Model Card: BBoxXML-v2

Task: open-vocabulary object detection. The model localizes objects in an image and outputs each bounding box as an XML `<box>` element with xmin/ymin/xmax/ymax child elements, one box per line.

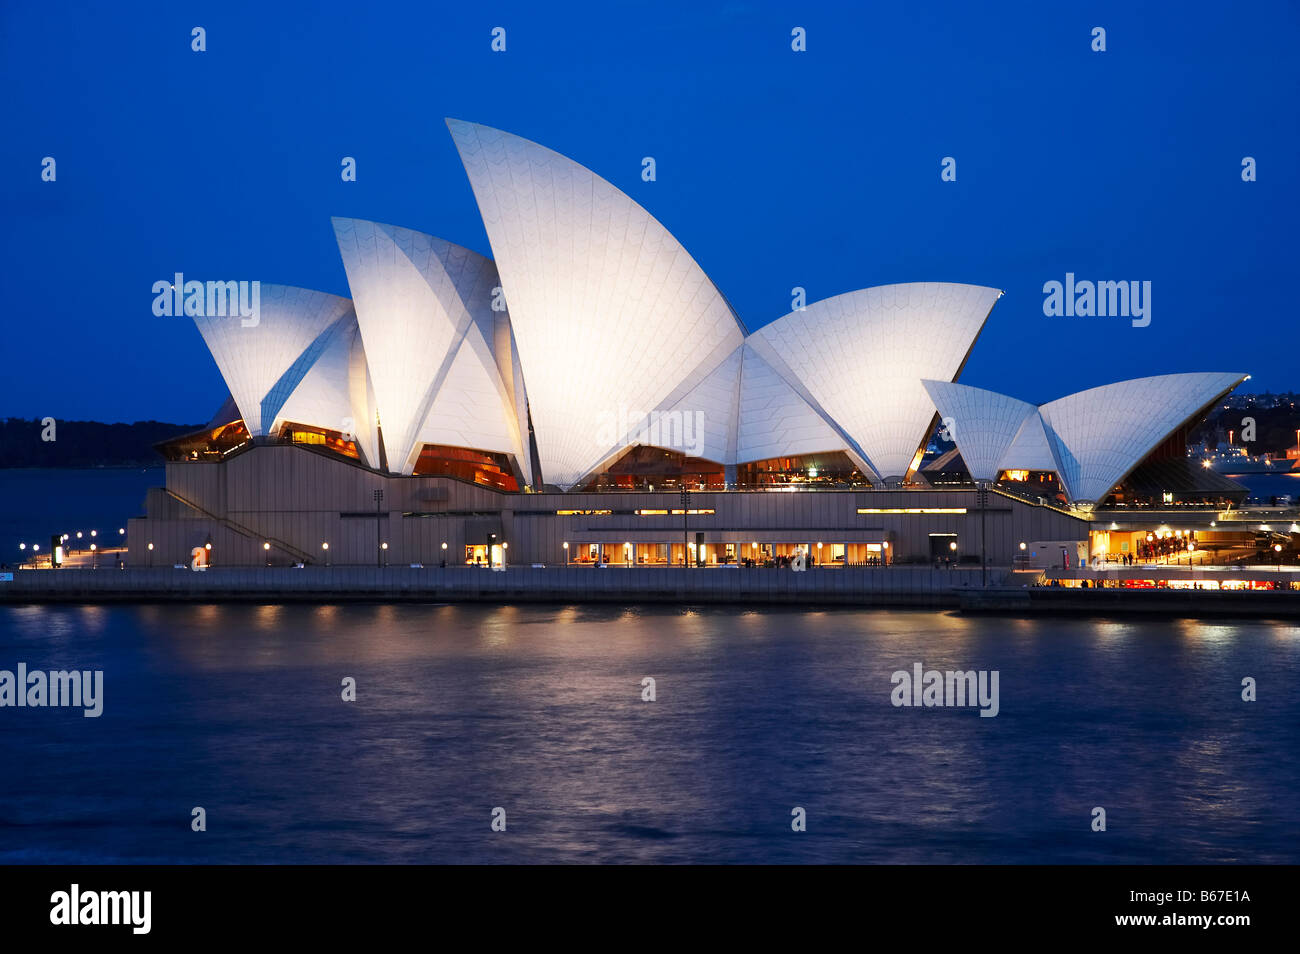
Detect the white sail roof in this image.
<box><xmin>447</xmin><ymin>118</ymin><xmax>746</xmax><ymax>489</ymax></box>
<box><xmin>412</xmin><ymin>318</ymin><xmax>525</xmax><ymax>463</ymax></box>
<box><xmin>752</xmin><ymin>282</ymin><xmax>1001</xmax><ymax>481</ymax></box>
<box><xmin>192</xmin><ymin>284</ymin><xmax>354</xmax><ymax>437</ymax></box>
<box><xmin>737</xmin><ymin>343</ymin><xmax>852</xmax><ymax>464</ymax></box>
<box><xmin>921</xmin><ymin>380</ymin><xmax>1037</xmax><ymax>483</ymax></box>
<box><xmin>998</xmin><ymin>411</ymin><xmax>1060</xmax><ymax>475</ymax></box>
<box><xmin>272</xmin><ymin>313</ymin><xmax>381</xmax><ymax>468</ymax></box>
<box><xmin>1037</xmin><ymin>372</ymin><xmax>1247</xmax><ymax>504</ymax></box>
<box><xmin>332</xmin><ymin>217</ymin><xmax>528</xmax><ymax>477</ymax></box>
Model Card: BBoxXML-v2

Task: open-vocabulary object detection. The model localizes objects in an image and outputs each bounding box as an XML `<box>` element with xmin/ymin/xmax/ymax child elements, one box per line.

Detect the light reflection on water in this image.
<box><xmin>0</xmin><ymin>603</ymin><xmax>1296</xmax><ymax>864</ymax></box>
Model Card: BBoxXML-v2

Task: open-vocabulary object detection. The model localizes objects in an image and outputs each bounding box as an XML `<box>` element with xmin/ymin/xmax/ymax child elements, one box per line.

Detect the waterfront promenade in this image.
<box><xmin>4</xmin><ymin>562</ymin><xmax>1300</xmax><ymax>617</ymax></box>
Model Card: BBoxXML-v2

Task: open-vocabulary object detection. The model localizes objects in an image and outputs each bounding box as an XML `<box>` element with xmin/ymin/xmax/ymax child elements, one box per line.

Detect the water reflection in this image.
<box><xmin>0</xmin><ymin>603</ymin><xmax>1295</xmax><ymax>864</ymax></box>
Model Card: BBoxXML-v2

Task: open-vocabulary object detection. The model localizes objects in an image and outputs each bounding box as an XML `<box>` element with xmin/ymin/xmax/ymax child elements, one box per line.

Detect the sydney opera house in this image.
<box><xmin>131</xmin><ymin>120</ymin><xmax>1251</xmax><ymax>570</ymax></box>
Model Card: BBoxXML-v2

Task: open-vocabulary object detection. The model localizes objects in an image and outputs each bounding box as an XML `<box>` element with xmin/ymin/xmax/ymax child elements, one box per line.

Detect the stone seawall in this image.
<box><xmin>0</xmin><ymin>565</ymin><xmax>1003</xmax><ymax>607</ymax></box>
<box><xmin>959</xmin><ymin>586</ymin><xmax>1300</xmax><ymax>619</ymax></box>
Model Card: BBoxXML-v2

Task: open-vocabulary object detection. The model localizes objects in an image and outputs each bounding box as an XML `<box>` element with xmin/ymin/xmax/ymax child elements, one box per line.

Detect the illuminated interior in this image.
<box><xmin>277</xmin><ymin>421</ymin><xmax>361</xmax><ymax>461</ymax></box>
<box><xmin>576</xmin><ymin>446</ymin><xmax>726</xmax><ymax>492</ymax></box>
<box><xmin>413</xmin><ymin>444</ymin><xmax>520</xmax><ymax>492</ymax></box>
<box><xmin>156</xmin><ymin>419</ymin><xmax>250</xmax><ymax>461</ymax></box>
<box><xmin>736</xmin><ymin>452</ymin><xmax>866</xmax><ymax>489</ymax></box>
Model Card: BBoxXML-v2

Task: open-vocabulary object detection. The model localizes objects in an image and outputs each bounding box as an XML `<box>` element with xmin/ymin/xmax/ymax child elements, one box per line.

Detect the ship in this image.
<box><xmin>1192</xmin><ymin>444</ymin><xmax>1300</xmax><ymax>475</ymax></box>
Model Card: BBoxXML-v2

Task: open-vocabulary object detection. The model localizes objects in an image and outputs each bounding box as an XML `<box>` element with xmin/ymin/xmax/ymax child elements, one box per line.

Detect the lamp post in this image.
<box><xmin>90</xmin><ymin>542</ymin><xmax>97</xmax><ymax>569</ymax></box>
<box><xmin>441</xmin><ymin>541</ymin><xmax>447</xmax><ymax>569</ymax></box>
<box><xmin>978</xmin><ymin>481</ymin><xmax>989</xmax><ymax>587</ymax></box>
<box><xmin>322</xmin><ymin>542</ymin><xmax>330</xmax><ymax>567</ymax></box>
<box><xmin>681</xmin><ymin>486</ymin><xmax>689</xmax><ymax>568</ymax></box>
<box><xmin>374</xmin><ymin>489</ymin><xmax>384</xmax><ymax>568</ymax></box>
<box><xmin>264</xmin><ymin>541</ymin><xmax>271</xmax><ymax>567</ymax></box>
<box><xmin>563</xmin><ymin>541</ymin><xmax>569</xmax><ymax>567</ymax></box>
<box><xmin>381</xmin><ymin>541</ymin><xmax>388</xmax><ymax>567</ymax></box>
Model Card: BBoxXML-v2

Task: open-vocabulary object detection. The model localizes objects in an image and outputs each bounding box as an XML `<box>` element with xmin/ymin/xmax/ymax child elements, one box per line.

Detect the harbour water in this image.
<box><xmin>0</xmin><ymin>470</ymin><xmax>1297</xmax><ymax>863</ymax></box>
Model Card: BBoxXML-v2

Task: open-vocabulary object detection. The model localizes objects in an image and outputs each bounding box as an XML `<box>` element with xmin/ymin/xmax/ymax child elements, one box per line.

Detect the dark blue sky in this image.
<box><xmin>2</xmin><ymin>0</ymin><xmax>1296</xmax><ymax>424</ymax></box>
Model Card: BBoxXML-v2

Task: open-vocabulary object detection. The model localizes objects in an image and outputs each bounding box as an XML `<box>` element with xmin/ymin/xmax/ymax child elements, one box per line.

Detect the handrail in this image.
<box><xmin>163</xmin><ymin>489</ymin><xmax>315</xmax><ymax>563</ymax></box>
<box><xmin>988</xmin><ymin>484</ymin><xmax>1082</xmax><ymax>518</ymax></box>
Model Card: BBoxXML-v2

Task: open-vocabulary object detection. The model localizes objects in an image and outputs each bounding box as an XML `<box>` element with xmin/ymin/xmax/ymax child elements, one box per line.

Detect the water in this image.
<box><xmin>0</xmin><ymin>469</ymin><xmax>1298</xmax><ymax>863</ymax></box>
<box><xmin>0</xmin><ymin>603</ymin><xmax>1296</xmax><ymax>864</ymax></box>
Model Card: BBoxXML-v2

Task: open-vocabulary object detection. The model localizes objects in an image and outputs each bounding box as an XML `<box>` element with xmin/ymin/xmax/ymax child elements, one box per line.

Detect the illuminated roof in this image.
<box><xmin>751</xmin><ymin>283</ymin><xmax>1001</xmax><ymax>481</ymax></box>
<box><xmin>1038</xmin><ymin>372</ymin><xmax>1247</xmax><ymax>504</ymax></box>
<box><xmin>272</xmin><ymin>312</ymin><xmax>381</xmax><ymax>468</ymax></box>
<box><xmin>447</xmin><ymin>119</ymin><xmax>746</xmax><ymax>488</ymax></box>
<box><xmin>192</xmin><ymin>284</ymin><xmax>354</xmax><ymax>437</ymax></box>
<box><xmin>921</xmin><ymin>380</ymin><xmax>1037</xmax><ymax>483</ymax></box>
<box><xmin>998</xmin><ymin>411</ymin><xmax>1060</xmax><ymax>474</ymax></box>
<box><xmin>183</xmin><ymin>125</ymin><xmax>1250</xmax><ymax>502</ymax></box>
<box><xmin>737</xmin><ymin>343</ymin><xmax>852</xmax><ymax>464</ymax></box>
<box><xmin>332</xmin><ymin>217</ymin><xmax>528</xmax><ymax>477</ymax></box>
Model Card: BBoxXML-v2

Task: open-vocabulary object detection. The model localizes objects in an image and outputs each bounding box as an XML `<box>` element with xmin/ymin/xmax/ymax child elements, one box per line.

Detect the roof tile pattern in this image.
<box><xmin>447</xmin><ymin>119</ymin><xmax>746</xmax><ymax>488</ymax></box>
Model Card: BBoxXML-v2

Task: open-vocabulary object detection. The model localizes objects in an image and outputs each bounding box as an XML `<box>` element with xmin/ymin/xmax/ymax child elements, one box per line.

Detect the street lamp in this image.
<box><xmin>263</xmin><ymin>541</ymin><xmax>271</xmax><ymax>566</ymax></box>
<box><xmin>322</xmin><ymin>542</ymin><xmax>330</xmax><ymax>566</ymax></box>
<box><xmin>381</xmin><ymin>541</ymin><xmax>388</xmax><ymax>567</ymax></box>
<box><xmin>563</xmin><ymin>541</ymin><xmax>569</xmax><ymax>566</ymax></box>
<box><xmin>90</xmin><ymin>542</ymin><xmax>97</xmax><ymax>569</ymax></box>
